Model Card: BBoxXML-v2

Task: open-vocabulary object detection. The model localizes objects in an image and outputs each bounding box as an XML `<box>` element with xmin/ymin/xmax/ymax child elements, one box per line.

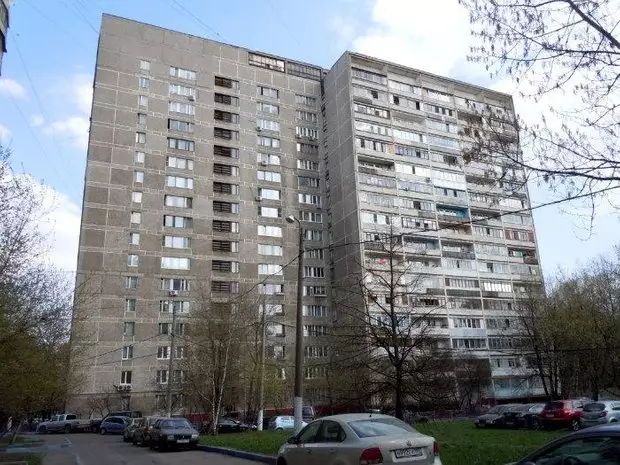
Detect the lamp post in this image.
<box><xmin>286</xmin><ymin>215</ymin><xmax>305</xmax><ymax>434</ymax></box>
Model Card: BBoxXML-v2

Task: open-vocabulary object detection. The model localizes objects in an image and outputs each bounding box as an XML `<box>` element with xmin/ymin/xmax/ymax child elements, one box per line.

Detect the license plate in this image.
<box><xmin>177</xmin><ymin>439</ymin><xmax>189</xmax><ymax>443</ymax></box>
<box><xmin>394</xmin><ymin>447</ymin><xmax>423</xmax><ymax>458</ymax></box>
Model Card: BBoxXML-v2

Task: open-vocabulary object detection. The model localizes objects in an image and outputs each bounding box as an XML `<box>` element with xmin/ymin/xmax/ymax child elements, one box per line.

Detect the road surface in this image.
<box><xmin>42</xmin><ymin>433</ymin><xmax>259</xmax><ymax>465</ymax></box>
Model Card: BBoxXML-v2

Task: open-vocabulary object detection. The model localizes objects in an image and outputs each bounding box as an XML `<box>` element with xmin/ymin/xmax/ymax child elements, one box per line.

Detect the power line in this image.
<box><xmin>61</xmin><ymin>0</ymin><xmax>98</xmax><ymax>35</ymax></box>
<box><xmin>168</xmin><ymin>0</ymin><xmax>227</xmax><ymax>42</ymax></box>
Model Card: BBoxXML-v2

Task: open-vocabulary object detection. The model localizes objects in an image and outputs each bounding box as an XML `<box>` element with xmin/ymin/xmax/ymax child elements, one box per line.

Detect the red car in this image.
<box><xmin>537</xmin><ymin>399</ymin><xmax>589</xmax><ymax>431</ymax></box>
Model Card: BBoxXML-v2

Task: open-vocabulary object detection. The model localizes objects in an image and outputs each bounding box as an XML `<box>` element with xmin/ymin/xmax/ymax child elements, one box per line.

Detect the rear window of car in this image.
<box><xmin>161</xmin><ymin>419</ymin><xmax>191</xmax><ymax>429</ymax></box>
<box><xmin>545</xmin><ymin>402</ymin><xmax>564</xmax><ymax>410</ymax></box>
<box><xmin>348</xmin><ymin>418</ymin><xmax>416</xmax><ymax>438</ymax></box>
<box><xmin>584</xmin><ymin>403</ymin><xmax>606</xmax><ymax>412</ymax></box>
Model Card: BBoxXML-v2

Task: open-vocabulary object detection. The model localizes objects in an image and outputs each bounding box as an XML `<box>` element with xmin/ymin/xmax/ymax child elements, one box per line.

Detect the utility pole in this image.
<box><xmin>166</xmin><ymin>304</ymin><xmax>177</xmax><ymax>417</ymax></box>
<box><xmin>256</xmin><ymin>295</ymin><xmax>267</xmax><ymax>431</ymax></box>
<box><xmin>286</xmin><ymin>215</ymin><xmax>305</xmax><ymax>434</ymax></box>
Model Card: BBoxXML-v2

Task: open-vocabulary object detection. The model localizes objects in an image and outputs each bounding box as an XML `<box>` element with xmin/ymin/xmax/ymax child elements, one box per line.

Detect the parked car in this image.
<box><xmin>474</xmin><ymin>404</ymin><xmax>519</xmax><ymax>428</ymax></box>
<box><xmin>503</xmin><ymin>403</ymin><xmax>546</xmax><ymax>429</ymax></box>
<box><xmin>277</xmin><ymin>414</ymin><xmax>442</xmax><ymax>465</ymax></box>
<box><xmin>36</xmin><ymin>414</ymin><xmax>91</xmax><ymax>434</ymax></box>
<box><xmin>507</xmin><ymin>423</ymin><xmax>620</xmax><ymax>465</ymax></box>
<box><xmin>99</xmin><ymin>416</ymin><xmax>130</xmax><ymax>435</ymax></box>
<box><xmin>133</xmin><ymin>416</ymin><xmax>161</xmax><ymax>446</ymax></box>
<box><xmin>91</xmin><ymin>410</ymin><xmax>142</xmax><ymax>433</ymax></box>
<box><xmin>148</xmin><ymin>417</ymin><xmax>199</xmax><ymax>451</ymax></box>
<box><xmin>123</xmin><ymin>418</ymin><xmax>144</xmax><ymax>443</ymax></box>
<box><xmin>538</xmin><ymin>399</ymin><xmax>589</xmax><ymax>431</ymax></box>
<box><xmin>204</xmin><ymin>417</ymin><xmax>251</xmax><ymax>434</ymax></box>
<box><xmin>268</xmin><ymin>415</ymin><xmax>308</xmax><ymax>431</ymax></box>
<box><xmin>581</xmin><ymin>401</ymin><xmax>620</xmax><ymax>428</ymax></box>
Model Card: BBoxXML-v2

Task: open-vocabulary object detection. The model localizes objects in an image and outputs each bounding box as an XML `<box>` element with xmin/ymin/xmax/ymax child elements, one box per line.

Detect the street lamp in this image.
<box><xmin>285</xmin><ymin>215</ymin><xmax>305</xmax><ymax>433</ymax></box>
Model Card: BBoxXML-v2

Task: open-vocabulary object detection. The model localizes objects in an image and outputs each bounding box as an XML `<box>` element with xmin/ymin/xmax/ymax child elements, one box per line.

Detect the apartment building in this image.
<box><xmin>0</xmin><ymin>0</ymin><xmax>11</xmax><ymax>75</ymax></box>
<box><xmin>71</xmin><ymin>14</ymin><xmax>544</xmax><ymax>414</ymax></box>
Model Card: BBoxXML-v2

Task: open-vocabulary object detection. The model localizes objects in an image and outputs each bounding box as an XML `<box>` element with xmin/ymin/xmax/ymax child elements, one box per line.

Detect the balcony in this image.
<box><xmin>450</xmin><ymin>327</ymin><xmax>486</xmax><ymax>338</ymax></box>
<box><xmin>441</xmin><ymin>250</ymin><xmax>475</xmax><ymax>260</ymax></box>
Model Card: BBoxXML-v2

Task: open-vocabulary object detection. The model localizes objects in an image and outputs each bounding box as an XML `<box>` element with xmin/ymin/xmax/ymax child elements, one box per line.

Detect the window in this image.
<box><xmin>213</xmin><ymin>240</ymin><xmax>239</xmax><ymax>252</ymax></box>
<box><xmin>125</xmin><ymin>276</ymin><xmax>138</xmax><ymax>289</ymax></box>
<box><xmin>157</xmin><ymin>346</ymin><xmax>170</xmax><ymax>360</ymax></box>
<box><xmin>257</xmin><ymin>118</ymin><xmax>280</xmax><ymax>132</ymax></box>
<box><xmin>258</xmin><ymin>225</ymin><xmax>282</xmax><ymax>237</ymax></box>
<box><xmin>138</xmin><ymin>77</ymin><xmax>149</xmax><ymax>89</ymax></box>
<box><xmin>295</xmin><ymin>126</ymin><xmax>319</xmax><ymax>139</ymax></box>
<box><xmin>260</xmin><ymin>304</ymin><xmax>284</xmax><ymax>316</ymax></box>
<box><xmin>426</xmin><ymin>88</ymin><xmax>451</xmax><ymax>102</ymax></box>
<box><xmin>211</xmin><ymin>281</ymin><xmax>239</xmax><ymax>293</ymax></box>
<box><xmin>125</xmin><ymin>298</ymin><xmax>136</xmax><ymax>312</ymax></box>
<box><xmin>452</xmin><ymin>338</ymin><xmax>486</xmax><ymax>349</ymax></box>
<box><xmin>166</xmin><ymin>175</ymin><xmax>194</xmax><ymax>189</ymax></box>
<box><xmin>129</xmin><ymin>232</ymin><xmax>140</xmax><ymax>245</ymax></box>
<box><xmin>296</xmin><ymin>110</ymin><xmax>317</xmax><ymax>122</ymax></box>
<box><xmin>303</xmin><ymin>286</ymin><xmax>327</xmax><ymax>296</ymax></box>
<box><xmin>426</xmin><ymin>119</ymin><xmax>458</xmax><ymax>134</ymax></box>
<box><xmin>134</xmin><ymin>151</ymin><xmax>145</xmax><ymax>164</ymax></box>
<box><xmin>128</xmin><ymin>254</ymin><xmax>139</xmax><ymax>267</ymax></box>
<box><xmin>259</xmin><ymin>283</ymin><xmax>283</xmax><ymax>295</ymax></box>
<box><xmin>258</xmin><ymin>264</ymin><xmax>283</xmax><ymax>275</ymax></box>
<box><xmin>395</xmin><ymin>145</ymin><xmax>427</xmax><ymax>159</ymax></box>
<box><xmin>214</xmin><ymin>93</ymin><xmax>239</xmax><ymax>106</ymax></box>
<box><xmin>445</xmin><ymin>278</ymin><xmax>479</xmax><ymax>288</ymax></box>
<box><xmin>355</xmin><ymin>121</ymin><xmax>391</xmax><ymax>136</ymax></box>
<box><xmin>304</xmin><ymin>325</ymin><xmax>327</xmax><ymax>336</ymax></box>
<box><xmin>300</xmin><ymin>211</ymin><xmax>322</xmax><ymax>222</ymax></box>
<box><xmin>169</xmin><ymin>83</ymin><xmax>195</xmax><ymax>97</ymax></box>
<box><xmin>168</xmin><ymin>119</ymin><xmax>195</xmax><ymax>133</ymax></box>
<box><xmin>453</xmin><ymin>318</ymin><xmax>482</xmax><ymax>329</ymax></box>
<box><xmin>295</xmin><ymin>94</ymin><xmax>316</xmax><ymax>106</ymax></box>
<box><xmin>297</xmin><ymin>159</ymin><xmax>319</xmax><ymax>171</ymax></box>
<box><xmin>214</xmin><ymin>110</ymin><xmax>240</xmax><ymax>124</ymax></box>
<box><xmin>139</xmin><ymin>60</ymin><xmax>150</xmax><ymax>71</ymax></box>
<box><xmin>303</xmin><ymin>305</ymin><xmax>327</xmax><ymax>317</ymax></box>
<box><xmin>131</xmin><ymin>192</ymin><xmax>142</xmax><ymax>203</ymax></box>
<box><xmin>161</xmin><ymin>257</ymin><xmax>190</xmax><ymax>270</ymax></box>
<box><xmin>249</xmin><ymin>53</ymin><xmax>285</xmax><ymax>71</ymax></box>
<box><xmin>120</xmin><ymin>371</ymin><xmax>132</xmax><ymax>385</ymax></box>
<box><xmin>392</xmin><ymin>128</ymin><xmax>425</xmax><ymax>142</ymax></box>
<box><xmin>257</xmin><ymin>170</ymin><xmax>281</xmax><ymax>183</ymax></box>
<box><xmin>257</xmin><ymin>101</ymin><xmax>279</xmax><ymax>114</ymax></box>
<box><xmin>212</xmin><ymin>260</ymin><xmax>239</xmax><ymax>272</ymax></box>
<box><xmin>168</xmin><ymin>101</ymin><xmax>195</xmax><ymax>115</ymax></box>
<box><xmin>258</xmin><ymin>244</ymin><xmax>283</xmax><ymax>256</ymax></box>
<box><xmin>214</xmin><ymin>127</ymin><xmax>239</xmax><ymax>140</ymax></box>
<box><xmin>164</xmin><ymin>215</ymin><xmax>192</xmax><ymax>229</ymax></box>
<box><xmin>135</xmin><ymin>132</ymin><xmax>146</xmax><ymax>144</ymax></box>
<box><xmin>356</xmin><ymin>137</ymin><xmax>391</xmax><ymax>153</ymax></box>
<box><xmin>156</xmin><ymin>370</ymin><xmax>168</xmax><ymax>384</ymax></box>
<box><xmin>354</xmin><ymin>103</ymin><xmax>389</xmax><ymax>118</ymax></box>
<box><xmin>287</xmin><ymin>62</ymin><xmax>322</xmax><ymax>80</ymax></box>
<box><xmin>304</xmin><ymin>266</ymin><xmax>324</xmax><ymax>278</ymax></box>
<box><xmin>175</xmin><ymin>347</ymin><xmax>185</xmax><ymax>359</ymax></box>
<box><xmin>304</xmin><ymin>366</ymin><xmax>327</xmax><ymax>379</ymax></box>
<box><xmin>167</xmin><ymin>137</ymin><xmax>195</xmax><ymax>151</ymax></box>
<box><xmin>123</xmin><ymin>322</ymin><xmax>135</xmax><ymax>337</ymax></box>
<box><xmin>257</xmin><ymin>152</ymin><xmax>280</xmax><ymax>165</ymax></box>
<box><xmin>167</xmin><ymin>156</ymin><xmax>194</xmax><ymax>170</ymax></box>
<box><xmin>214</xmin><ymin>76</ymin><xmax>239</xmax><ymax>89</ymax></box>
<box><xmin>259</xmin><ymin>188</ymin><xmax>281</xmax><ymax>200</ymax></box>
<box><xmin>130</xmin><ymin>212</ymin><xmax>141</xmax><ymax>224</ymax></box>
<box><xmin>160</xmin><ymin>300</ymin><xmax>190</xmax><ymax>314</ymax></box>
<box><xmin>165</xmin><ymin>195</ymin><xmax>192</xmax><ymax>208</ymax></box>
<box><xmin>267</xmin><ymin>323</ymin><xmax>286</xmax><ymax>337</ymax></box>
<box><xmin>160</xmin><ymin>278</ymin><xmax>189</xmax><ymax>291</ymax></box>
<box><xmin>214</xmin><ymin>145</ymin><xmax>239</xmax><ymax>159</ymax></box>
<box><xmin>258</xmin><ymin>86</ymin><xmax>279</xmax><ymax>99</ymax></box>
<box><xmin>428</xmin><ymin>135</ymin><xmax>460</xmax><ymax>149</ymax></box>
<box><xmin>213</xmin><ymin>201</ymin><xmax>239</xmax><ymax>213</ymax></box>
<box><xmin>137</xmin><ymin>113</ymin><xmax>147</xmax><ymax>125</ymax></box>
<box><xmin>163</xmin><ymin>236</ymin><xmax>191</xmax><ymax>249</ymax></box>
<box><xmin>122</xmin><ymin>346</ymin><xmax>133</xmax><ymax>360</ymax></box>
<box><xmin>213</xmin><ymin>182</ymin><xmax>239</xmax><ymax>194</ymax></box>
<box><xmin>423</xmin><ymin>103</ymin><xmax>454</xmax><ymax>117</ymax></box>
<box><xmin>138</xmin><ymin>95</ymin><xmax>148</xmax><ymax>106</ymax></box>
<box><xmin>297</xmin><ymin>142</ymin><xmax>319</xmax><ymax>154</ymax></box>
<box><xmin>305</xmin><ymin>248</ymin><xmax>324</xmax><ymax>259</ymax></box>
<box><xmin>388</xmin><ymin>80</ymin><xmax>421</xmax><ymax>94</ymax></box>
<box><xmin>259</xmin><ymin>206</ymin><xmax>281</xmax><ymax>218</ymax></box>
<box><xmin>351</xmin><ymin>68</ymin><xmax>387</xmax><ymax>84</ymax></box>
<box><xmin>213</xmin><ymin>163</ymin><xmax>238</xmax><ymax>176</ymax></box>
<box><xmin>169</xmin><ymin>66</ymin><xmax>196</xmax><ymax>80</ymax></box>
<box><xmin>257</xmin><ymin>135</ymin><xmax>280</xmax><ymax>148</ymax></box>
<box><xmin>213</xmin><ymin>220</ymin><xmax>239</xmax><ymax>232</ymax></box>
<box><xmin>299</xmin><ymin>193</ymin><xmax>321</xmax><ymax>205</ymax></box>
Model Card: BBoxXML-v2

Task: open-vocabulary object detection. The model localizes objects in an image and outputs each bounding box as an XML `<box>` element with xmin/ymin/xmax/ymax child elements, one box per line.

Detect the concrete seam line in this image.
<box><xmin>197</xmin><ymin>445</ymin><xmax>277</xmax><ymax>465</ymax></box>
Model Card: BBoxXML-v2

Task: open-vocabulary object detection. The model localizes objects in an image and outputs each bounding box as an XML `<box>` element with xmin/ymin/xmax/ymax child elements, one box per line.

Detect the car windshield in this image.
<box><xmin>348</xmin><ymin>417</ymin><xmax>416</xmax><ymax>438</ymax></box>
<box><xmin>487</xmin><ymin>406</ymin><xmax>503</xmax><ymax>414</ymax></box>
<box><xmin>161</xmin><ymin>419</ymin><xmax>191</xmax><ymax>429</ymax></box>
<box><xmin>584</xmin><ymin>403</ymin><xmax>606</xmax><ymax>412</ymax></box>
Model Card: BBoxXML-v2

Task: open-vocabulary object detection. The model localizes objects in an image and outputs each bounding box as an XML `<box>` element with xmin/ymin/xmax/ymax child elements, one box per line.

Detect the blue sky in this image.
<box><xmin>0</xmin><ymin>0</ymin><xmax>617</xmax><ymax>273</ymax></box>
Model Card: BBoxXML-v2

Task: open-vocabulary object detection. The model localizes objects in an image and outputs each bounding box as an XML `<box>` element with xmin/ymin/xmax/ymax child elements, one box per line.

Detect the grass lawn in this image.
<box><xmin>200</xmin><ymin>421</ymin><xmax>568</xmax><ymax>465</ymax></box>
<box><xmin>0</xmin><ymin>453</ymin><xmax>42</xmax><ymax>465</ymax></box>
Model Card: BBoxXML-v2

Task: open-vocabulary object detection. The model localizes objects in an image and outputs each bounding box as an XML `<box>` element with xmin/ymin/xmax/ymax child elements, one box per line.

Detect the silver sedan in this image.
<box><xmin>277</xmin><ymin>413</ymin><xmax>441</xmax><ymax>465</ymax></box>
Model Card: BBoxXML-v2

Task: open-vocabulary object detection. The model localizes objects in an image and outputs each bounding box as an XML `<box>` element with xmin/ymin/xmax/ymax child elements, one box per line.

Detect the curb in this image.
<box><xmin>197</xmin><ymin>445</ymin><xmax>276</xmax><ymax>464</ymax></box>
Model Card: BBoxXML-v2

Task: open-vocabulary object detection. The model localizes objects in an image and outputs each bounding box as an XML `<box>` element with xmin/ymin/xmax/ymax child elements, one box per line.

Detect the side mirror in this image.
<box><xmin>287</xmin><ymin>436</ymin><xmax>299</xmax><ymax>445</ymax></box>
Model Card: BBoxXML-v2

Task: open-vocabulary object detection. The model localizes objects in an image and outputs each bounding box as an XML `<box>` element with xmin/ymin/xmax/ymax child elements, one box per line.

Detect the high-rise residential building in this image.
<box><xmin>71</xmin><ymin>14</ymin><xmax>543</xmax><ymax>414</ymax></box>
<box><xmin>0</xmin><ymin>0</ymin><xmax>11</xmax><ymax>75</ymax></box>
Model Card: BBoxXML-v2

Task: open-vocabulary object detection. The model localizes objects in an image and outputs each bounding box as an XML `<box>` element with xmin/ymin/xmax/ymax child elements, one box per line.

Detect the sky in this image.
<box><xmin>0</xmin><ymin>0</ymin><xmax>617</xmax><ymax>276</ymax></box>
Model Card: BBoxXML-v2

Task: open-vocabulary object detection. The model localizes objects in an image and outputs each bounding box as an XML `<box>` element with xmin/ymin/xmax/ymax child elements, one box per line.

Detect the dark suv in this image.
<box><xmin>538</xmin><ymin>399</ymin><xmax>589</xmax><ymax>431</ymax></box>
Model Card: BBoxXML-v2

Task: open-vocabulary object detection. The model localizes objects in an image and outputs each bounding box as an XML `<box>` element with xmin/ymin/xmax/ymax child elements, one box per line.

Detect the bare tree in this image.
<box><xmin>452</xmin><ymin>356</ymin><xmax>492</xmax><ymax>413</ymax></box>
<box><xmin>459</xmin><ymin>0</ymin><xmax>620</xmax><ymax>208</ymax></box>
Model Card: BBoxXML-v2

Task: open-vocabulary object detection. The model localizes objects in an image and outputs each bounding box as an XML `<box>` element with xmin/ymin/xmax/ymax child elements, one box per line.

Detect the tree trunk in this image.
<box><xmin>395</xmin><ymin>367</ymin><xmax>404</xmax><ymax>420</ymax></box>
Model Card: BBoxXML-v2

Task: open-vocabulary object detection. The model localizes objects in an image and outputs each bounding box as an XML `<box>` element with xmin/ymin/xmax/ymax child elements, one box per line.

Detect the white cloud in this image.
<box><xmin>0</xmin><ymin>124</ymin><xmax>11</xmax><ymax>142</ymax></box>
<box><xmin>341</xmin><ymin>0</ymin><xmax>472</xmax><ymax>76</ymax></box>
<box><xmin>43</xmin><ymin>116</ymin><xmax>89</xmax><ymax>149</ymax></box>
<box><xmin>70</xmin><ymin>73</ymin><xmax>93</xmax><ymax>116</ymax></box>
<box><xmin>31</xmin><ymin>114</ymin><xmax>45</xmax><ymax>127</ymax></box>
<box><xmin>0</xmin><ymin>78</ymin><xmax>28</xmax><ymax>99</ymax></box>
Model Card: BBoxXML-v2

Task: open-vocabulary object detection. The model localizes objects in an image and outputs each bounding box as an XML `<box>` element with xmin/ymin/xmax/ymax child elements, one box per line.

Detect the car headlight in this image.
<box><xmin>191</xmin><ymin>434</ymin><xmax>198</xmax><ymax>439</ymax></box>
<box><xmin>167</xmin><ymin>435</ymin><xmax>175</xmax><ymax>440</ymax></box>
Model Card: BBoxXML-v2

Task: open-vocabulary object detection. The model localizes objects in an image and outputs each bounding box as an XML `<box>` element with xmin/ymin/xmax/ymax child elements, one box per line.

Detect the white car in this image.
<box><xmin>269</xmin><ymin>415</ymin><xmax>308</xmax><ymax>431</ymax></box>
<box><xmin>277</xmin><ymin>413</ymin><xmax>441</xmax><ymax>465</ymax></box>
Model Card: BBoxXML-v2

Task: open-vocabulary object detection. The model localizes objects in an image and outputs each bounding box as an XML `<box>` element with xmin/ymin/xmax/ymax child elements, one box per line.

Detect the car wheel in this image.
<box><xmin>64</xmin><ymin>425</ymin><xmax>71</xmax><ymax>434</ymax></box>
<box><xmin>474</xmin><ymin>423</ymin><xmax>480</xmax><ymax>428</ymax></box>
<box><xmin>275</xmin><ymin>427</ymin><xmax>283</xmax><ymax>431</ymax></box>
<box><xmin>38</xmin><ymin>426</ymin><xmax>46</xmax><ymax>434</ymax></box>
<box><xmin>277</xmin><ymin>457</ymin><xmax>287</xmax><ymax>465</ymax></box>
<box><xmin>100</xmin><ymin>428</ymin><xmax>107</xmax><ymax>435</ymax></box>
<box><xmin>532</xmin><ymin>419</ymin><xmax>542</xmax><ymax>430</ymax></box>
<box><xmin>570</xmin><ymin>418</ymin><xmax>581</xmax><ymax>431</ymax></box>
